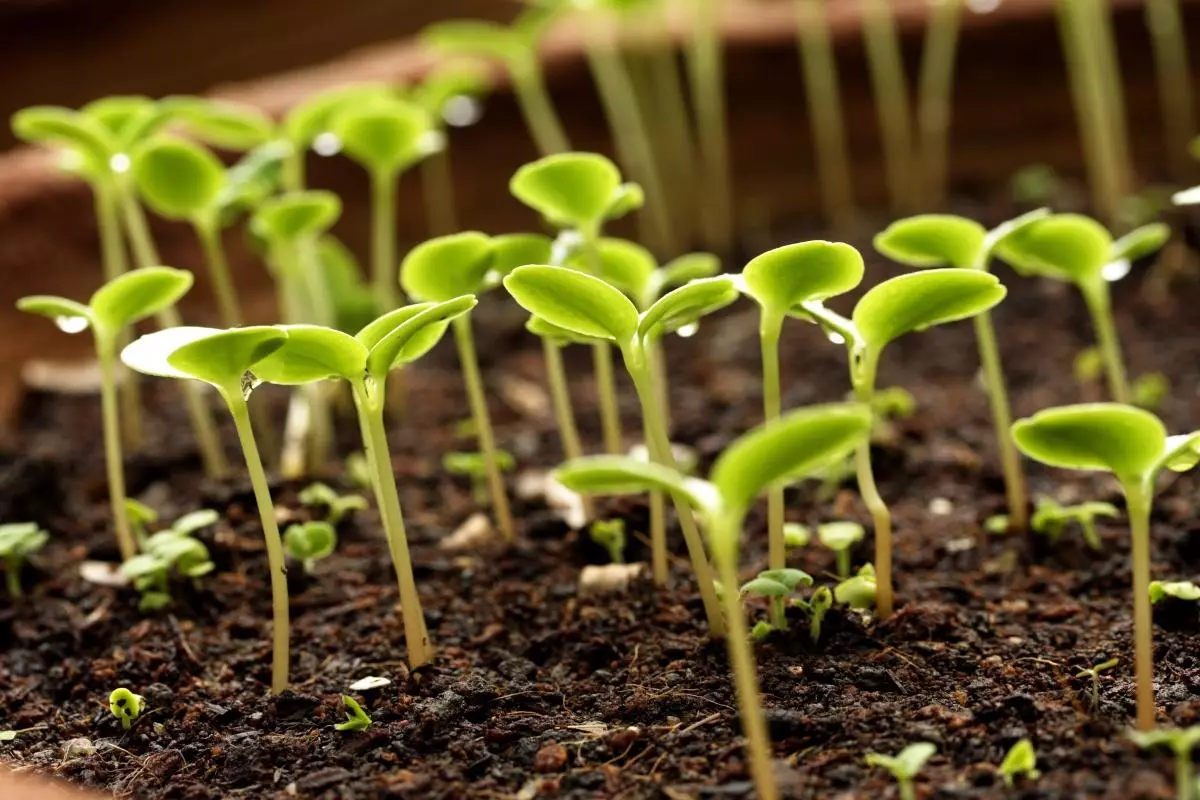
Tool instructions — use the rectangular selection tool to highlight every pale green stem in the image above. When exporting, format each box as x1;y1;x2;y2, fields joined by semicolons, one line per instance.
1081;280;1131;404
297;236;336;473
1146;0;1195;180
195;220;243;327
94;183;143;449
511;56;571;155
1176;748;1192;800
853;351;894;618
644;342;669;584
760;314;785;571
97;336;136;562
973;311;1027;530
648;339;672;447
421;146;458;236
227;392;290;694
1126;484;1154;731
4;557;20;600
899;778;916;800
542;338;595;521
453;317;515;542
687;0;733;253
1086;0;1133;212
370;170;399;312
917;0;963;208
283;148;306;193
861;0;918;212
645;31;698;244
593;342;624;455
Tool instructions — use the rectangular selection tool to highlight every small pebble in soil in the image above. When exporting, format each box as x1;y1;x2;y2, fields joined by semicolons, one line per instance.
929;497;954;515
534;741;568;773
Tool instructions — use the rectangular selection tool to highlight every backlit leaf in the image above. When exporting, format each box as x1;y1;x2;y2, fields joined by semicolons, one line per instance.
510;153;622;230
251;191;341;242
167;326;288;388
252;325;368;384
160;97;274;151
1011;403;1166;482
504;265;639;343
554;456;720;517
16;296;93;331
491;233;553;276
742;241;864;314
333;99;435;176
1111;223;1170;264
400;232;493;302
637;276;739;341
874;215;986;270
132;136;225;220
852;269;1006;351
90;267;194;331
993;213;1112;284
12;106;115;176
365;296;478;375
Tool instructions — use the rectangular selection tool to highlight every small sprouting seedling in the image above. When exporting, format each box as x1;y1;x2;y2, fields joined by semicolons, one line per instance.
1134;373;1171;411
1075;657;1119;710
738;240;864;571
335;695;373;732
1150;580;1200;604
818;521;864;579
1012;403;1200;730
1029;498;1120;551
443;450;517;506
298;483;368;525
125;499;158;547
783;522;810;549
834;563;878;610
1074;346;1104;384
284;521;337;574
1129;726;1200;800
19;267;194;561
741;569;813;631
791;585;834;644
121;511;216;612
998;738;1040;787
797;267;1008;617
589;519;627;564
1011;163;1063;207
865;742;936;800
0;523;49;600
109;688;145;731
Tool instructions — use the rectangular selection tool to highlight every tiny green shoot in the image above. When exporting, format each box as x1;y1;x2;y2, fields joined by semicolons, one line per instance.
0;523;49;600
1031;498;1120;551
298;483;368;525
998;738;1040;787
834;563;878;610
817;521;865;579
121;518;216;612
334;695;372;732
1076;657;1119;710
125;499;158;547
1129;726;1200;800
741;568;813;630
589;519;627;564
284;521;337;574
1149;580;1200;604
443;450;517;506
109;688;145;731
865;742;936;800
783;522;811;550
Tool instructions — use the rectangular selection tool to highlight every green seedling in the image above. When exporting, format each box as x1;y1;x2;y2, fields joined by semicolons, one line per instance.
818;521;865;579
335;695;372;732
0;523;49;600
251;298;479;670
18;267;194;561
741;568;813;630
589;519;627;564
109;688;145;731
1129;726;1200;800
865;742;936;800
996;213;1170;404
874;209;1048;530
555;402;871;800
739;240;864;570
797;268;1008;616
1150;580;1200;604
505;264;741;607
1011;402;1200;729
401;234;517;541
1031;498;1119;551
121;515;216;612
284;521;337;574
298;483;368;525
443;450;517;506
783;522;811;549
159;96;275;152
1134;373;1171;411
998;738;1040;787
791;585;834;644
1076;657;1119;710
834;563;877;610
125;499;158;547
122;325;292;692
279;83;398;190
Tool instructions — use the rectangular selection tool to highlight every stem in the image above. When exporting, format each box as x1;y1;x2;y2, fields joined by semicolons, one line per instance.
195;220;243;327
836;549;850;579
760;316;785;572
542;339;595;521
1127;484;1155;731
354;380;434;667
1146;0;1195;180
94;184;143;449
1081;280;1131;404
899;778;916;800
854;352;894;618
593;342;624;455
687;0;733;253
1177;750;1192;800
453;317;515;542
421;147;458;236
510;56;571;155
370;171;400;312
1086;0;1133;218
227;393;290;694
648;332;672;434
646;341;670;584
972;311;1028;530
97;337;137;562
644;24;699;244
795;0;856;233
770;597;786;630
5;557;20;600
861;0;919;212
917;0;963;209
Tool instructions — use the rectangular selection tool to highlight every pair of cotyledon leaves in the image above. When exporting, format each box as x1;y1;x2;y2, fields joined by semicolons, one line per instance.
510;153;645;232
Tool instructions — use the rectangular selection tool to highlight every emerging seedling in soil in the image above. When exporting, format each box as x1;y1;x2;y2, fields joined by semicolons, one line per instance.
108;688;145;731
298;483;368;526
1012;403;1200;729
1129;726;1200;800
1076;657;1119;710
817;521;864;579
0;523;49;600
998;738;1040;787
783;522;811;549
1149;580;1200;604
18;267;194;561
555;403;872;800
865;742;936;800
121;511;216;611
1035;499;1119;551
443;450;517;506
284;521;337;574
741;568;814;631
792;585;833;644
834;563;877;610
335;695;372;732
589;519;627;564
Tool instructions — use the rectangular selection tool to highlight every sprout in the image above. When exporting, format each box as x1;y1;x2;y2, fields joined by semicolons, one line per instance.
125;499;158;547
122;325;292;693
874;210;1048;530
783;522;811;550
817;521;865;578
1011;402;1200;729
1133;372;1171;411
589;519;627;564
1030;498;1120;551
0;523;49;600
792;585;834;644
19;267;194;561
797;268;1008;616
158;96;275;152
998;738;1040;787
1149;580;1200;604
1075;657;1119;710
1011;163;1063;207
108;688;145;731
284;521;337;574
297;483;368;525
555;402;872;800
1129;726;1200;800
334;695;372;733
834;563;877;610
865;742;936;800
121;518;216;612
738;241;864;570
443;450;517;506
741;568;813;630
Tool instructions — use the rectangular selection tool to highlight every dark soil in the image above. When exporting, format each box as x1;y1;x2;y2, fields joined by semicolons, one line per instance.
5;201;1200;799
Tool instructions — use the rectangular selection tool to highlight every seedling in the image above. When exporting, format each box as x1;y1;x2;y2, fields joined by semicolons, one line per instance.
996;213;1170;404
1129;726;1200;800
739;240;864;570
998;738;1040;787
1076;657;1119;710
1134;373;1171;411
0;523;49;600
865;742;936;800
783;522;811;549
284;521;337;574
741;568;813;630
108;688;145;731
335;695;373;732
834;563;877;610
797;268;1008;616
788;585;833;644
816;521;865;578
19;267;194;561
1149;580;1200;604
250;298;479;670
298;483;368;525
443;450;517;506
125;499;158;547
589;519;627;564
555;403;871;800
121;518;216;612
159;96;275;152
1011;402;1200;729
1032;498;1119;551
874;210;1049;530
122;325;292;692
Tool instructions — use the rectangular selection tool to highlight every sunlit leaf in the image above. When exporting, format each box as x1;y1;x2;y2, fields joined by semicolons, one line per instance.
874;215;986;270
1011;403;1166;482
637;277;739;341
554;456;720;516
993;213;1112;284
852;269;1006;351
400;232;493;302
90;267;194;331
504;264;639;343
510;152;622;230
252;325;367;384
132;136;226;220
742;241;864;315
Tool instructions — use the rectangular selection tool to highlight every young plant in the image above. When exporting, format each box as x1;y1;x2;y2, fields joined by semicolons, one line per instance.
1149;580;1200;604
108;688;145;731
18;267;194;561
298;483;368;525
864;742;937;800
739;241;864;570
834;563;878;610
783;522;811;549
797;268;1008;616
741;568;813;631
1012;403;1200;729
1076;657;1119;710
121;325;292;692
284;521;337;574
125;499;158;548
0;523;49;600
1129;726;1200;800
443;450;517;506
120;519;216;612
589;519;627;564
555;403;872;800
335;695;372;732
1032;498;1119;551
792;585;833;644
998;738;1040;787
817;521;864;579
874;209;1049;530
996;213;1170;404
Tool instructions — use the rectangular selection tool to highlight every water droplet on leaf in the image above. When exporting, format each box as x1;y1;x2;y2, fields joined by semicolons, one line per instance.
1102;259;1131;282
55;315;89;334
443;96;482;128
313;132;341;157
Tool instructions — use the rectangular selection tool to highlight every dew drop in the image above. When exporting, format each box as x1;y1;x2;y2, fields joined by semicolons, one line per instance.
1102;258;1131;282
826;331;846;345
109;153;131;174
313;132;341;157
676;323;699;338
443;95;482;128
55;315;89;334
418;130;446;156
